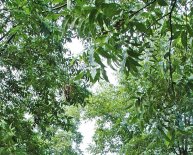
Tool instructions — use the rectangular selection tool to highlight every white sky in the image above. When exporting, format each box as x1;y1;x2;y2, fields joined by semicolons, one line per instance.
67;38;117;155
65;38;84;56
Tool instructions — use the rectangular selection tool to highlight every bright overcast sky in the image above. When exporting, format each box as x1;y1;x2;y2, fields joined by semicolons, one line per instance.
67;38;117;155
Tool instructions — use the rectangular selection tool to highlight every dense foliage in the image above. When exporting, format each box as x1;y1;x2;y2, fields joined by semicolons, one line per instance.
0;0;88;154
70;0;193;154
1;0;193;154
85;64;193;154
63;0;193;81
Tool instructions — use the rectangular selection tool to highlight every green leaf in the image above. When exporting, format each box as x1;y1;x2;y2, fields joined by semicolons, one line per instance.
94;53;106;67
173;30;181;39
164;52;170;59
71;17;79;29
102;3;120;18
52;0;64;3
157;0;168;6
96;13;104;29
62;15;71;33
97;47;111;59
89;9;98;24
158;127;171;143
107;59;116;70
161;21;168;35
187;24;193;37
102;69;109;82
95;0;105;6
181;31;187;48
78;20;86;37
127;49;141;58
94;68;100;82
128;57;141;67
135;22;146;32
74;71;84;80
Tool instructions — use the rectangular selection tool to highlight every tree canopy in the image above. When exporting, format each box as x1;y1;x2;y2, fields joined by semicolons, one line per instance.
0;0;89;154
0;0;193;154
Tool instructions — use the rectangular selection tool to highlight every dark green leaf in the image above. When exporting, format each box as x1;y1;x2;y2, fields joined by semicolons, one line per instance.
181;31;187;48
157;0;168;6
102;69;109;82
94;68;100;82
97;47;112;59
89;9;98;24
94;53;106;67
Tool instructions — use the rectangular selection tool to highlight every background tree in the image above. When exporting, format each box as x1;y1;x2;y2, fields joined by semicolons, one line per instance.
84;74;193;154
0;0;89;154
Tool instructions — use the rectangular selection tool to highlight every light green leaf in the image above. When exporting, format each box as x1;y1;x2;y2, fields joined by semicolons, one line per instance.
74;71;84;80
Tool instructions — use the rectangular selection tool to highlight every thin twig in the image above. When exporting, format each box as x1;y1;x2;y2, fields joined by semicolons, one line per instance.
1;33;16;52
129;0;157;18
42;3;67;13
101;0;157;35
139;12;170;38
52;3;67;10
0;32;9;42
6;33;16;44
147;12;170;29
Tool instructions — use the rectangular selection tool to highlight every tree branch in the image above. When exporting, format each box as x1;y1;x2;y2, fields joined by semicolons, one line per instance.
129;0;157;18
139;12;170;39
0;31;9;42
42;3;67;13
6;33;16;44
116;0;157;29
100;0;157;35
168;0;177;95
1;33;16;52
52;3;67;11
147;12;170;29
